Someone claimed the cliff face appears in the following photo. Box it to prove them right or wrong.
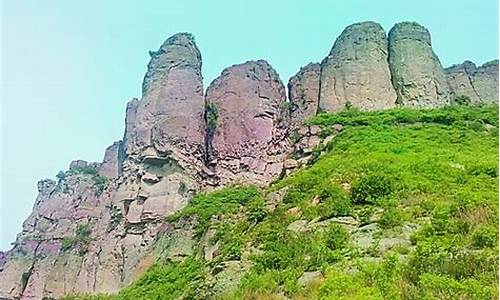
[388,22,452,107]
[319,21,397,112]
[0,21,498,300]
[445,60,499,104]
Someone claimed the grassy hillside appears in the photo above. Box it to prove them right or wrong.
[66,105,499,300]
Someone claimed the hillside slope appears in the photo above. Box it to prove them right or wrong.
[66,105,499,300]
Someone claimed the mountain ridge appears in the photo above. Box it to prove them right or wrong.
[0,20,498,300]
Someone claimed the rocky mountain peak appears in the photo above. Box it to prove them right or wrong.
[388,22,452,107]
[1,24,498,300]
[319,21,397,112]
[205,60,289,186]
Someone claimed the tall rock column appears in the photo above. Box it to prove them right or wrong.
[205,60,289,186]
[319,21,397,112]
[388,22,451,107]
[127,33,206,176]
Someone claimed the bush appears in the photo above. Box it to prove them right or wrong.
[325,224,349,250]
[454,95,471,106]
[378,205,406,229]
[317,185,351,219]
[351,173,393,204]
[471,226,497,249]
[61,223,92,255]
[247,198,267,224]
[206,101,219,132]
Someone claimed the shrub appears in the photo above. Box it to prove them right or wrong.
[206,101,219,131]
[61,223,92,255]
[316,186,351,220]
[167,186,260,237]
[56,171,66,181]
[247,198,267,224]
[325,224,349,250]
[378,205,406,229]
[471,226,497,249]
[351,173,393,204]
[454,95,471,106]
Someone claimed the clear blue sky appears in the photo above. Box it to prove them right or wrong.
[1,0,498,250]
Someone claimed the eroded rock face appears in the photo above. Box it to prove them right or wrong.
[471,60,499,103]
[445,61,482,103]
[206,60,290,186]
[126,33,206,179]
[445,60,498,104]
[319,21,397,112]
[388,22,452,107]
[1,26,497,299]
[288,62,320,122]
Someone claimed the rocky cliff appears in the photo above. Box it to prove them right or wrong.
[319,21,397,112]
[0,21,497,300]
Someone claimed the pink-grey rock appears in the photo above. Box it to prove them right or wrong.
[126,33,206,178]
[319,21,397,112]
[288,62,320,122]
[388,22,452,107]
[99,141,124,179]
[205,60,290,186]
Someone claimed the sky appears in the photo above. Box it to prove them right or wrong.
[0,0,498,250]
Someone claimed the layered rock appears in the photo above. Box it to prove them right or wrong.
[388,22,452,107]
[205,60,290,186]
[288,62,320,122]
[319,21,397,112]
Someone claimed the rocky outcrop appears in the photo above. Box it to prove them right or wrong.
[388,22,452,107]
[126,33,206,179]
[472,60,499,103]
[1,24,498,300]
[445,60,499,104]
[319,21,397,112]
[205,60,290,186]
[288,63,320,122]
[445,61,482,103]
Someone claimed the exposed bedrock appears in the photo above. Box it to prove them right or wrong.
[319,21,397,112]
[388,22,452,107]
[205,60,290,186]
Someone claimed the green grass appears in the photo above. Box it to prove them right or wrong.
[65,105,499,300]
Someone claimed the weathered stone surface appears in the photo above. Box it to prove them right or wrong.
[445,61,482,103]
[298,271,323,287]
[445,60,498,104]
[471,60,498,103]
[288,62,320,121]
[99,141,124,179]
[319,21,397,112]
[126,33,206,179]
[206,60,289,186]
[388,22,452,107]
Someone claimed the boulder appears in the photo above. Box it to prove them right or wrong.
[319,21,397,112]
[288,62,320,122]
[388,22,452,107]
